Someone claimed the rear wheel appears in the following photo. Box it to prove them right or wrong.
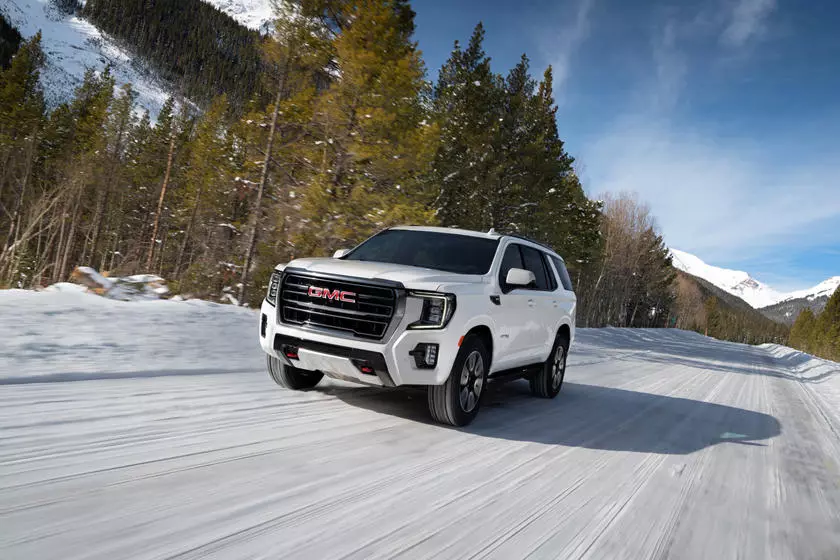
[428,335,489,427]
[267,355,323,390]
[530,334,568,398]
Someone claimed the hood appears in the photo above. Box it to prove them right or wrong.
[281,257,485,290]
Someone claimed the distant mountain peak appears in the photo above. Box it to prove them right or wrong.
[669,249,784,308]
[780,276,840,304]
[201,0,275,31]
[669,249,839,311]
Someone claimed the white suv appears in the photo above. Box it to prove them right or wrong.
[259,226,576,426]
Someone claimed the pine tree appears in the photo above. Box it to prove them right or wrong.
[814,288,840,360]
[789,308,816,354]
[236,0,334,303]
[518,66,601,272]
[432,23,501,229]
[174,96,231,289]
[295,0,438,255]
[0,33,46,284]
[705,296,720,337]
[87,83,137,270]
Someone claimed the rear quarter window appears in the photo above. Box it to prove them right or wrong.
[551,256,574,292]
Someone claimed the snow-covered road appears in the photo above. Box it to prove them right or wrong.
[2,291,840,559]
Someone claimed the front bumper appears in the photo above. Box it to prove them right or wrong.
[259,299,460,386]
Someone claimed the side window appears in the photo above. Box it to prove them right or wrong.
[551,256,574,291]
[498,243,525,292]
[520,246,550,291]
[541,252,558,291]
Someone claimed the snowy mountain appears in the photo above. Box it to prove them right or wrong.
[201,0,273,31]
[670,249,784,308]
[670,249,838,310]
[1,0,171,117]
[782,276,840,304]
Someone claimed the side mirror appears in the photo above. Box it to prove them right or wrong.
[332,248,350,259]
[506,268,535,288]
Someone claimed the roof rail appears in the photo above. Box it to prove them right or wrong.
[500,232,562,258]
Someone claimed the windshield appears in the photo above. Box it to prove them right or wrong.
[343,229,500,275]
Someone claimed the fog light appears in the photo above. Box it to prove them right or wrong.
[409,343,439,369]
[351,359,377,376]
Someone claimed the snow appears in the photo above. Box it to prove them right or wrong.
[2,0,172,117]
[201,0,274,30]
[670,248,784,308]
[778,276,840,304]
[1,290,840,557]
[671,249,839,309]
[0,289,261,383]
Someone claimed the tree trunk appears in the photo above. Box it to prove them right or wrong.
[175,185,202,278]
[59,195,83,281]
[53,202,69,283]
[238,81,283,305]
[146,133,177,270]
[88,188,110,266]
[0,135,37,281]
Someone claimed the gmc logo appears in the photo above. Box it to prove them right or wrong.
[308,286,356,303]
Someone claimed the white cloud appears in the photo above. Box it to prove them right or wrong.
[542,0,594,98]
[578,117,840,266]
[722,0,776,47]
[650,20,688,110]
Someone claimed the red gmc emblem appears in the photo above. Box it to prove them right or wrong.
[308,286,356,303]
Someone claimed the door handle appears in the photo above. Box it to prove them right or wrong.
[528,299,535,307]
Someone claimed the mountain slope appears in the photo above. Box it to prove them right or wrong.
[201,0,274,31]
[1,0,171,116]
[82,0,264,108]
[671,248,838,312]
[2,0,269,116]
[670,248,783,308]
[782,276,840,303]
[760,292,836,325]
[673,269,788,345]
[761,276,840,324]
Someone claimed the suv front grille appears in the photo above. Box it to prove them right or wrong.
[279,273,397,340]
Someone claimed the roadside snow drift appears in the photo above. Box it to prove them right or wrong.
[1,290,839,559]
[0,290,262,383]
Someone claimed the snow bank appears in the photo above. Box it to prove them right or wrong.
[69,266,171,300]
[0,290,263,383]
[760,343,840,427]
[759,344,840,381]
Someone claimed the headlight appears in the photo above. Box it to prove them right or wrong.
[266,270,282,305]
[407,291,456,329]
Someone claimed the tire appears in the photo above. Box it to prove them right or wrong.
[530,333,568,398]
[428,335,489,427]
[267,355,323,390]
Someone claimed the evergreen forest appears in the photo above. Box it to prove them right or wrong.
[0,0,809,349]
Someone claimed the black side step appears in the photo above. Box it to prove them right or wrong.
[488,362,543,383]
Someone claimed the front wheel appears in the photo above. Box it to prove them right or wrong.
[267,355,323,390]
[530,334,568,398]
[427,335,489,427]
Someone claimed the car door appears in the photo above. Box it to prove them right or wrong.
[518,245,557,361]
[488,243,533,371]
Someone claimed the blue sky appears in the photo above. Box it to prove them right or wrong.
[412,0,840,292]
